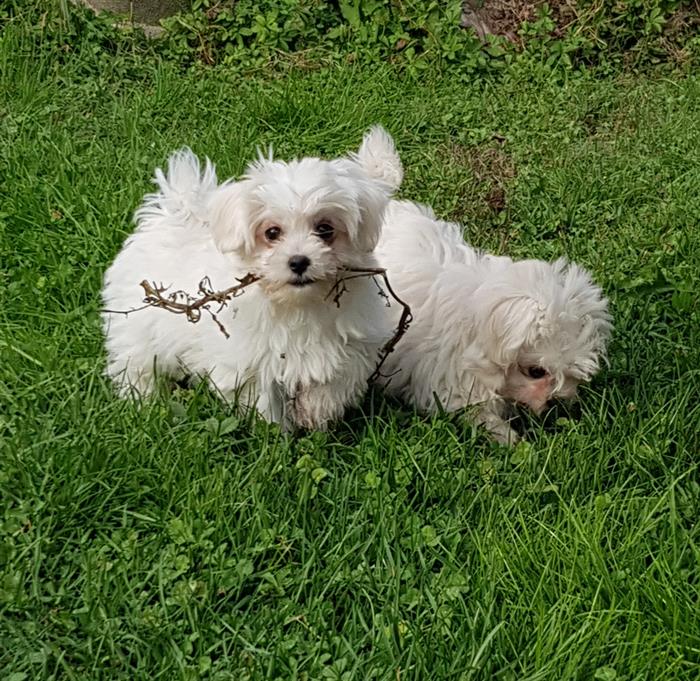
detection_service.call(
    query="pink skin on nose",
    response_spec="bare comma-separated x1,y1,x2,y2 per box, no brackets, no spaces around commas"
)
508,376,554,415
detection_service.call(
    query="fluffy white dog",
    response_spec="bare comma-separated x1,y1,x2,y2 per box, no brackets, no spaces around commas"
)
375,201,612,444
102,127,403,430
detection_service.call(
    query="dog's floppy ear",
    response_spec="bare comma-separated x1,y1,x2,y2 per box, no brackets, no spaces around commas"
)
338,126,402,253
207,180,256,257
340,126,402,253
480,292,545,367
350,177,392,252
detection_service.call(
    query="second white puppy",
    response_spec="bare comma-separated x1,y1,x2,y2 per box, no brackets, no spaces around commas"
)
375,201,612,444
102,127,402,430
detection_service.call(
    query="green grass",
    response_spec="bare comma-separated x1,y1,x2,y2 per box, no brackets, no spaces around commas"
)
1,13,700,681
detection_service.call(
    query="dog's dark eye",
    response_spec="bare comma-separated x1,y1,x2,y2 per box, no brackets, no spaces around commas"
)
314,223,334,242
526,366,548,379
264,226,282,242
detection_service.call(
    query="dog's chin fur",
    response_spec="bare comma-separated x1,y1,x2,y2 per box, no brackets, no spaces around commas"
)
375,200,612,445
101,127,401,430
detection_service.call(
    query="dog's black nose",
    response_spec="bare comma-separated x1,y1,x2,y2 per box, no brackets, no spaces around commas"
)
288,255,310,275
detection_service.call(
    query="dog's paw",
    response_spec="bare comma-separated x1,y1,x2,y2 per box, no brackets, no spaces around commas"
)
288,401,330,432
474,405,521,446
489,424,521,446
288,384,340,431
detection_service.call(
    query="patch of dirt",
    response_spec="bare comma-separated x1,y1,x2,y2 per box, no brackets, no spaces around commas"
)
461,0,577,45
659,5,700,66
439,139,516,221
461,0,700,57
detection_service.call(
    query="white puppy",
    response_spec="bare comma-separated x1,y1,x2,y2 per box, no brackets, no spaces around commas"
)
102,127,403,430
375,201,612,444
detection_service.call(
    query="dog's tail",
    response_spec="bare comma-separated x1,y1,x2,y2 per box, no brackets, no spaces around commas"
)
137,148,218,227
354,125,403,192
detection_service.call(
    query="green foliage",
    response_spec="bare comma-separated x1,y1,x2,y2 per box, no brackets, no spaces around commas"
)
156,0,699,73
2,0,698,75
161,0,341,67
553,0,697,69
575,0,681,45
160,0,497,73
0,0,155,79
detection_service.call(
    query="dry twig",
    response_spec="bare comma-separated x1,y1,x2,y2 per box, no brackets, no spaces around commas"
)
103,273,260,339
104,268,411,382
325,267,413,383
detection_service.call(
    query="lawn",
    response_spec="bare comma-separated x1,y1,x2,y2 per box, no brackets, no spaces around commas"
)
1,8,699,681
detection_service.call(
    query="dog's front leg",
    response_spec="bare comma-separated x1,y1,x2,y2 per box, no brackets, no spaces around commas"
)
288,374,365,431
474,403,520,445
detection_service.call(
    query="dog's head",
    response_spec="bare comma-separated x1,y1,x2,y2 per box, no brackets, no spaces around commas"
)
476,258,612,414
207,127,400,303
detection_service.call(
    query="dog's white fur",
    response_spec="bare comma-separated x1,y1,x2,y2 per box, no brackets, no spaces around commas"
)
375,199,612,444
102,127,401,430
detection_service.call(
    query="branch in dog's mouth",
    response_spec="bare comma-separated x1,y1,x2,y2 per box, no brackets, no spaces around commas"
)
325,267,413,383
103,269,412,381
102,273,261,340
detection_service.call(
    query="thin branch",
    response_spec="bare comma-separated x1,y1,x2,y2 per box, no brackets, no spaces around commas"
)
346,268,413,383
140,273,260,338
104,273,261,340
104,268,412,382
325,267,413,382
